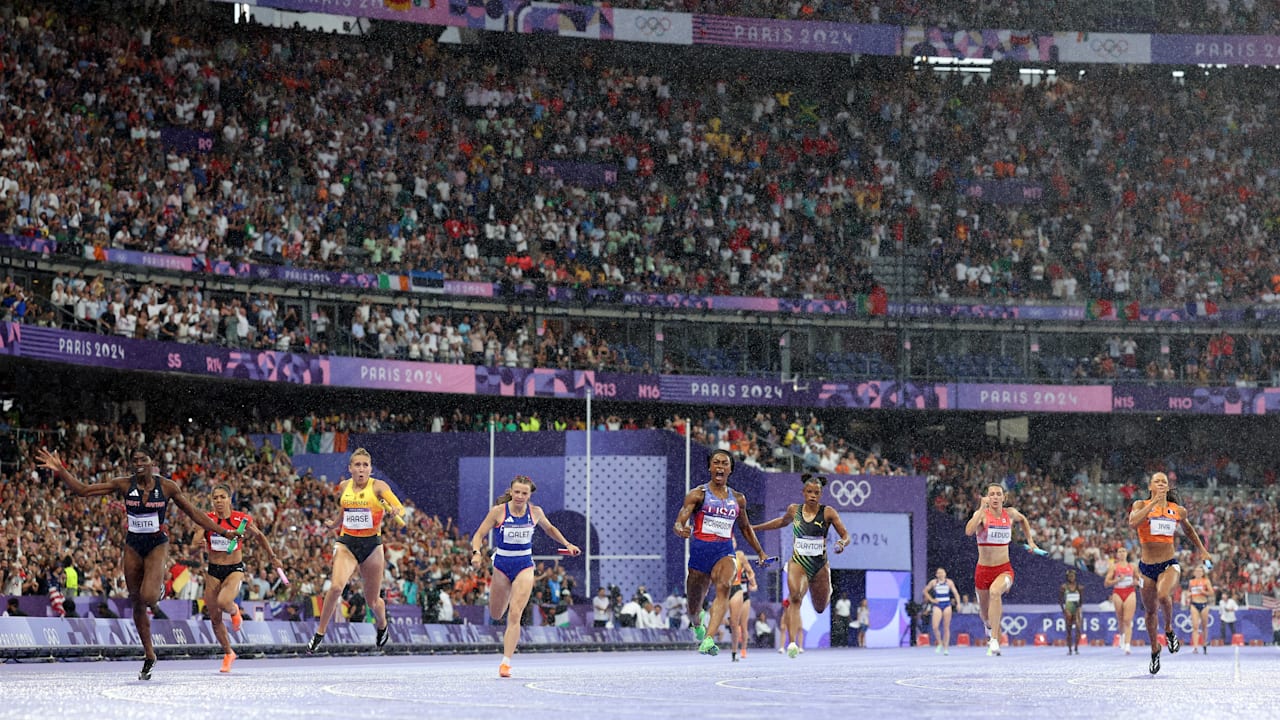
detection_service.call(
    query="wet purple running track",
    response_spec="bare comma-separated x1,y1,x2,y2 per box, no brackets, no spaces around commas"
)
2,645,1276,719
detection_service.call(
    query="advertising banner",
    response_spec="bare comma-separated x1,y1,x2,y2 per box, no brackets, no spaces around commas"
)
1150,34,1280,65
1053,32,1152,64
949,608,1271,645
613,9,693,45
955,384,1113,413
7,323,1280,416
693,17,899,55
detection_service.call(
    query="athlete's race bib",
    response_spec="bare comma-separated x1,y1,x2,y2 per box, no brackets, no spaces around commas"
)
1065,591,1080,604
984,525,1012,544
793,536,826,556
1148,517,1176,537
700,515,734,538
503,525,535,545
343,508,374,530
128,513,160,534
1116,574,1134,588
209,534,232,552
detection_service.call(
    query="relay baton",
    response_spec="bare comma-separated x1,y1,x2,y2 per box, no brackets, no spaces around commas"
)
225,518,248,552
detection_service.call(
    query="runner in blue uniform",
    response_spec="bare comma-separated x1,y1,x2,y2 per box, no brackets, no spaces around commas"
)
471,475,580,677
924,567,960,655
673,450,768,656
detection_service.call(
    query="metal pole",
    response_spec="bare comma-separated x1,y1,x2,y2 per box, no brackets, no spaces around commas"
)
488,418,495,505
585,385,593,597
684,416,691,574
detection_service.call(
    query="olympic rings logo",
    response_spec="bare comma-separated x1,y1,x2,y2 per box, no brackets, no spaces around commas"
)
828,479,872,507
1175,614,1193,633
1090,39,1129,57
1001,616,1028,635
634,16,672,37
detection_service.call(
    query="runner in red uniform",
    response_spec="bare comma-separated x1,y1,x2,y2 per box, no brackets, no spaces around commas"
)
203,483,283,673
1104,546,1138,655
964,484,1039,657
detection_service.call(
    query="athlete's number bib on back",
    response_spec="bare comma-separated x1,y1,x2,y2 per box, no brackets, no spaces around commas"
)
984,525,1012,544
343,508,374,531
503,525,535,544
1148,517,1176,537
793,536,825,556
700,515,734,538
209,534,232,552
128,513,160,534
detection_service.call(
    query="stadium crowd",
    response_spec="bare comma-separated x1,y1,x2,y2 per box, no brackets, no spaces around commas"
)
7,1,1280,316
4,0,1280,626
2,405,1278,625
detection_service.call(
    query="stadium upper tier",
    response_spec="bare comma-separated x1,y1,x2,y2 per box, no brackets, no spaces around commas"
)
5,2,1280,314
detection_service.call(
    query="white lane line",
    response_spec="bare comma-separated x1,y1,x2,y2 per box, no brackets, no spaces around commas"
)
322,683,529,709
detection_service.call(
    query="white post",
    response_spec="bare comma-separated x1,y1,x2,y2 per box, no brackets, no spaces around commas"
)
585,385,593,597
684,416,691,574
488,417,495,505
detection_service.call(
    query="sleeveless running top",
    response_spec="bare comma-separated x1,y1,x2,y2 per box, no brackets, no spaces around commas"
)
339,479,384,537
976,509,1012,546
1189,577,1211,601
493,503,536,557
933,580,952,607
1113,563,1135,588
692,484,739,542
791,503,829,575
1135,502,1184,545
206,510,253,553
124,475,169,535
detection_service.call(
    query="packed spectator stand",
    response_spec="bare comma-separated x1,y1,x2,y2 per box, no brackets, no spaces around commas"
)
2,406,1277,620
7,0,1280,314
4,0,1280,630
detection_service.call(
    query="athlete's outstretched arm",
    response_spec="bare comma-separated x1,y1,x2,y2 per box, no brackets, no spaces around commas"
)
534,505,581,555
751,504,797,533
36,448,124,498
